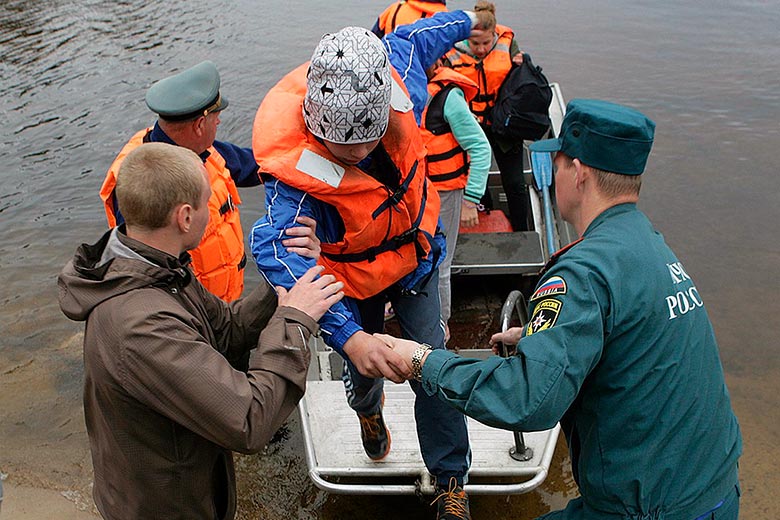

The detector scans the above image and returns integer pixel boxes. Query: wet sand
[0,276,775,518]
[1,484,97,519]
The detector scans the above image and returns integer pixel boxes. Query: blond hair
[116,143,205,229]
[592,168,642,197]
[474,0,497,31]
[559,154,642,197]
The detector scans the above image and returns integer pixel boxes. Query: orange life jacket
[421,68,479,191]
[252,63,439,300]
[99,129,246,301]
[377,0,448,35]
[444,24,514,124]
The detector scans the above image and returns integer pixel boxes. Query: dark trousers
[484,126,530,231]
[341,270,472,486]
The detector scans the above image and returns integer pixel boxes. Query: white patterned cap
[303,27,392,144]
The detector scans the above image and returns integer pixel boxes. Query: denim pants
[341,269,471,486]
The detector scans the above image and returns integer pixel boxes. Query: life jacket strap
[372,160,419,219]
[473,93,495,103]
[429,162,469,183]
[427,146,465,163]
[219,194,236,215]
[321,226,420,264]
[324,173,430,264]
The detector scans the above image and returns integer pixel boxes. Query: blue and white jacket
[250,11,473,354]
[384,10,475,125]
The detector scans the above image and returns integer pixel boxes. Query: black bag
[489,53,552,141]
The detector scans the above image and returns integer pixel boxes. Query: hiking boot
[431,477,471,520]
[357,407,391,461]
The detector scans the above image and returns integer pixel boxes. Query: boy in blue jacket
[251,11,479,519]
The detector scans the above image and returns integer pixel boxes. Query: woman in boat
[443,1,529,231]
[421,61,491,343]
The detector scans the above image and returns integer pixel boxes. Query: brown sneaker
[357,408,391,461]
[431,477,471,520]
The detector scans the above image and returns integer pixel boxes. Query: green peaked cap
[145,61,229,121]
[530,99,655,175]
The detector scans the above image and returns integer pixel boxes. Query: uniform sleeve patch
[525,298,562,336]
[530,276,567,301]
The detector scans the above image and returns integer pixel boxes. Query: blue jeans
[341,269,471,486]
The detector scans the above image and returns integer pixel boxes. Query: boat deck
[451,83,573,276]
[452,231,544,275]
[300,348,560,496]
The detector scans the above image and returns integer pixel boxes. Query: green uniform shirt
[423,203,741,519]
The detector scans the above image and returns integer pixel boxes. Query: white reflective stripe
[406,17,470,40]
[295,149,345,189]
[391,77,414,113]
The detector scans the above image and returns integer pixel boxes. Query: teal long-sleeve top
[442,87,490,203]
[421,203,742,519]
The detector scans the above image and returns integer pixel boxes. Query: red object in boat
[459,210,513,234]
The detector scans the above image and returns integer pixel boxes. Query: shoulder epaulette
[539,237,584,276]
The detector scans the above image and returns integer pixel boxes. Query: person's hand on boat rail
[488,327,523,356]
[343,331,412,383]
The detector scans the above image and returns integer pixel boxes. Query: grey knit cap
[303,27,392,144]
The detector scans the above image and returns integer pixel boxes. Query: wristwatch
[412,343,433,381]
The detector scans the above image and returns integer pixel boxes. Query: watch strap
[412,343,433,381]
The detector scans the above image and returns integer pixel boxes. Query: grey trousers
[437,189,463,324]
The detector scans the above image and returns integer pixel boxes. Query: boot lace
[358,413,383,438]
[431,477,469,518]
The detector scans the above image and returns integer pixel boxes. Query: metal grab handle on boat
[499,290,534,462]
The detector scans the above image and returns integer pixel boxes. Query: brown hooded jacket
[58,227,316,520]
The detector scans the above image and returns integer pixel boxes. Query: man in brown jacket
[58,142,344,520]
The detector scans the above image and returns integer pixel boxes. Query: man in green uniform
[379,99,742,519]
